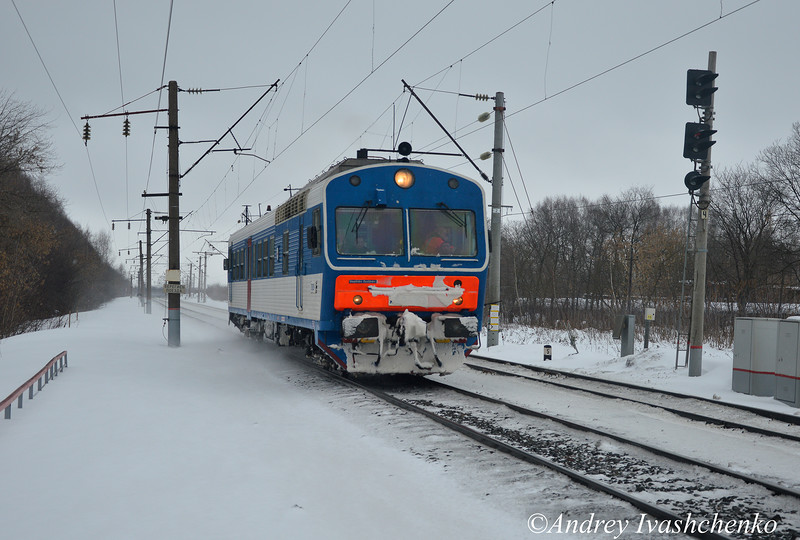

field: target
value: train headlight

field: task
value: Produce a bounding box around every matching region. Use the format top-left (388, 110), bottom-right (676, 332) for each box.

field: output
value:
top-left (394, 168), bottom-right (414, 189)
top-left (452, 297), bottom-right (463, 306)
top-left (353, 295), bottom-right (363, 305)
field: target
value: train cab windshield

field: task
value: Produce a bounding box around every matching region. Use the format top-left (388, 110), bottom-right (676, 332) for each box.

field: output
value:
top-left (409, 208), bottom-right (476, 257)
top-left (335, 206), bottom-right (477, 258)
top-left (336, 207), bottom-right (404, 255)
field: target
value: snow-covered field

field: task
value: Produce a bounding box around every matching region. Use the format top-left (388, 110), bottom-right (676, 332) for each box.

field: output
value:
top-left (483, 324), bottom-right (800, 416)
top-left (0, 298), bottom-right (526, 540)
top-left (1, 298), bottom-right (798, 540)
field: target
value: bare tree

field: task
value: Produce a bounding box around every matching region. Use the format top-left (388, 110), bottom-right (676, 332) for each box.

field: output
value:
top-left (0, 90), bottom-right (55, 177)
top-left (709, 163), bottom-right (778, 315)
top-left (760, 122), bottom-right (800, 222)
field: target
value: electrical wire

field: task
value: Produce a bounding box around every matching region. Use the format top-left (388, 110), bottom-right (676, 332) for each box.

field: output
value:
top-left (412, 0), bottom-right (763, 158)
top-left (113, 0), bottom-right (125, 106)
top-left (10, 0), bottom-right (110, 225)
top-left (543, 1), bottom-right (555, 98)
top-left (415, 1), bottom-right (554, 87)
top-left (510, 0), bottom-right (762, 119)
top-left (270, 0), bottom-right (456, 166)
top-left (112, 0), bottom-right (131, 246)
top-left (142, 0), bottom-right (174, 200)
top-left (192, 0), bottom-right (457, 235)
top-left (504, 122), bottom-right (533, 213)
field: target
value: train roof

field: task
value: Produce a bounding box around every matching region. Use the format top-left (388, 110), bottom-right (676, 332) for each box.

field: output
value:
top-left (229, 154), bottom-right (470, 244)
top-left (310, 156), bottom-right (423, 185)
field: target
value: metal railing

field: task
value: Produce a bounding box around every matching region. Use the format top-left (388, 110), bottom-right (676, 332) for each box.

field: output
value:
top-left (1, 351), bottom-right (68, 420)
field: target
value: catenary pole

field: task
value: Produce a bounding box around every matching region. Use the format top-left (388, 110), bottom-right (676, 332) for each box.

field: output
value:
top-left (203, 252), bottom-right (208, 303)
top-left (167, 80), bottom-right (181, 347)
top-left (138, 240), bottom-right (144, 306)
top-left (486, 92), bottom-right (505, 347)
top-left (688, 51), bottom-right (716, 377)
top-left (146, 208), bottom-right (152, 314)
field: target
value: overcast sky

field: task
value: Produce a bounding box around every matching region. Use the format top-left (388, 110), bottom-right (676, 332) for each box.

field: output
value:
top-left (4, 0), bottom-right (799, 285)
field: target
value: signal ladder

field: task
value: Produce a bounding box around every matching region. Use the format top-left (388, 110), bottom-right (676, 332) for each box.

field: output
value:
top-left (675, 194), bottom-right (700, 368)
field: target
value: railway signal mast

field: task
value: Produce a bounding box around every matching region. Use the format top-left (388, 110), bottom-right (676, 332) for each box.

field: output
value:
top-left (682, 52), bottom-right (718, 377)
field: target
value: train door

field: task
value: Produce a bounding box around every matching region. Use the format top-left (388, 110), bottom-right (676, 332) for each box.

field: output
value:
top-left (296, 220), bottom-right (304, 311)
top-left (246, 237), bottom-right (252, 317)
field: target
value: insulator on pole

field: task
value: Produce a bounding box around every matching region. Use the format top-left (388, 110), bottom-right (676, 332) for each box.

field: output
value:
top-left (82, 121), bottom-right (91, 144)
top-left (123, 117), bottom-right (131, 137)
top-left (475, 94), bottom-right (490, 101)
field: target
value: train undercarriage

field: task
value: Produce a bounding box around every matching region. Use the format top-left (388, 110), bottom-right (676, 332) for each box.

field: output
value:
top-left (229, 310), bottom-right (479, 375)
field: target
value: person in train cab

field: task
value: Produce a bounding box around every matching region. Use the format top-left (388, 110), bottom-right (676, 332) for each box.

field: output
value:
top-left (343, 234), bottom-right (368, 254)
top-left (424, 225), bottom-right (455, 255)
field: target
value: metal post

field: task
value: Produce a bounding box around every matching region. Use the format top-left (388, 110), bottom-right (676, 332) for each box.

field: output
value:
top-left (138, 240), bottom-right (144, 307)
top-left (198, 253), bottom-right (203, 301)
top-left (167, 80), bottom-right (181, 347)
top-left (146, 208), bottom-right (152, 314)
top-left (203, 252), bottom-right (208, 303)
top-left (486, 91), bottom-right (505, 347)
top-left (688, 51), bottom-right (716, 377)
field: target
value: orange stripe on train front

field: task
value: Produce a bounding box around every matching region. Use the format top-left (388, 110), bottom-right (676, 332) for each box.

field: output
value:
top-left (334, 275), bottom-right (479, 311)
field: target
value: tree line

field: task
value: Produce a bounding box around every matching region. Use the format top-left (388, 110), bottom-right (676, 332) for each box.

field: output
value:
top-left (498, 123), bottom-right (800, 346)
top-left (1, 91), bottom-right (127, 337)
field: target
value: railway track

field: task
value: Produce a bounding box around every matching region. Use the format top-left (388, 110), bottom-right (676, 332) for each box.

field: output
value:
top-left (176, 304), bottom-right (800, 537)
top-left (464, 354), bottom-right (800, 443)
top-left (304, 363), bottom-right (800, 540)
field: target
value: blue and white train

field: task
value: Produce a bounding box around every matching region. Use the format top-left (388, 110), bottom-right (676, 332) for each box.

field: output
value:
top-left (226, 150), bottom-right (488, 375)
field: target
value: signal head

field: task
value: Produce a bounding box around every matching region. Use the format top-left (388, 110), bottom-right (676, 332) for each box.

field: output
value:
top-left (684, 170), bottom-right (710, 192)
top-left (686, 69), bottom-right (718, 107)
top-left (683, 122), bottom-right (717, 161)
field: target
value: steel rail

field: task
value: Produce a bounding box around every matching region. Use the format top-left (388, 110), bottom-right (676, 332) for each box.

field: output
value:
top-left (468, 354), bottom-right (800, 428)
top-left (301, 361), bottom-right (736, 540)
top-left (423, 376), bottom-right (800, 500)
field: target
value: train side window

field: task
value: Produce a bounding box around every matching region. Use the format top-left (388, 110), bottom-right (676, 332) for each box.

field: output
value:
top-left (260, 240), bottom-right (266, 277)
top-left (282, 231), bottom-right (289, 275)
top-left (310, 208), bottom-right (321, 256)
top-left (253, 242), bottom-right (259, 278)
top-left (246, 245), bottom-right (251, 281)
top-left (258, 240), bottom-right (264, 278)
top-left (259, 240), bottom-right (265, 277)
top-left (268, 237), bottom-right (275, 276)
top-left (298, 223), bottom-right (304, 269)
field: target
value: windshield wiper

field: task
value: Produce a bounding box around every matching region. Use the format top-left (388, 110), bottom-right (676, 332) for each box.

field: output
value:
top-left (436, 202), bottom-right (466, 229)
top-left (351, 206), bottom-right (370, 236)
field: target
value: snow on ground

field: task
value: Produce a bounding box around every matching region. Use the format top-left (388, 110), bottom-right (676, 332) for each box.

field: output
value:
top-left (480, 324), bottom-right (800, 416)
top-left (0, 298), bottom-right (524, 540)
top-left (1, 298), bottom-right (798, 540)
